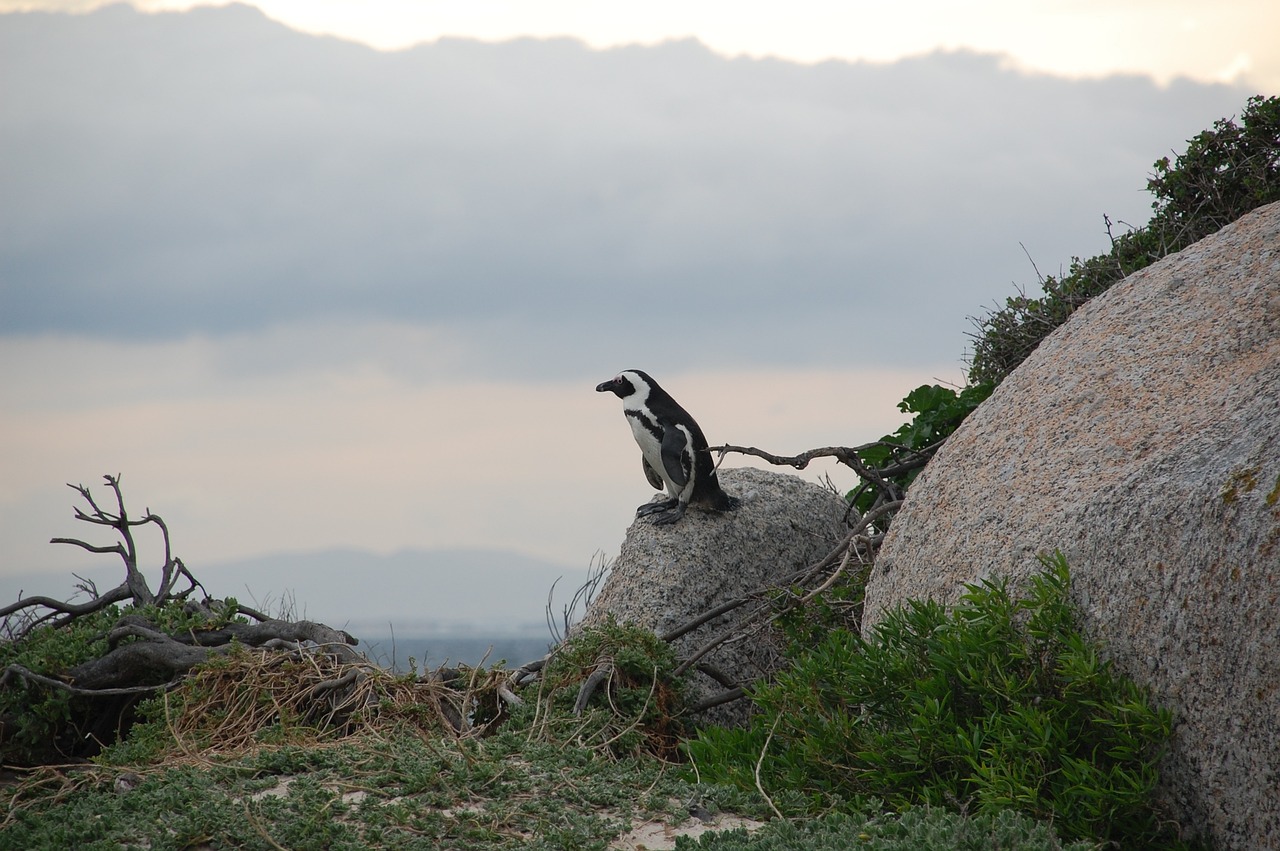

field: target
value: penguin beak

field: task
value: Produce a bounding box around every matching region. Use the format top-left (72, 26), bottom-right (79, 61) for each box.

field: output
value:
top-left (595, 379), bottom-right (619, 393)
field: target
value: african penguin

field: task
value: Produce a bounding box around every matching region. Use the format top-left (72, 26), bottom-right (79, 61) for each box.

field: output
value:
top-left (596, 369), bottom-right (739, 525)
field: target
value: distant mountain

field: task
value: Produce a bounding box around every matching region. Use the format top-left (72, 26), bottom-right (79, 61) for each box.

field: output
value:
top-left (0, 547), bottom-right (594, 639)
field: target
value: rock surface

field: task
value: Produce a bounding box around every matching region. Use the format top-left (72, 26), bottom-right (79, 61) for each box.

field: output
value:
top-left (865, 201), bottom-right (1280, 849)
top-left (583, 467), bottom-right (849, 724)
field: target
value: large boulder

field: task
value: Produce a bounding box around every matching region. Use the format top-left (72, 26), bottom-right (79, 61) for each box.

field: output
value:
top-left (865, 201), bottom-right (1280, 849)
top-left (582, 467), bottom-right (849, 724)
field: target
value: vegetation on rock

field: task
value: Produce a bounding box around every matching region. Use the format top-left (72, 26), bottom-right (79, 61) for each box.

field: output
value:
top-left (968, 94), bottom-right (1280, 386)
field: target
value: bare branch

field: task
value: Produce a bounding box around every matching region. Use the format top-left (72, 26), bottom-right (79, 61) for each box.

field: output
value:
top-left (0, 663), bottom-right (187, 697)
top-left (686, 686), bottom-right (746, 714)
top-left (694, 662), bottom-right (739, 691)
top-left (670, 500), bottom-right (900, 681)
top-left (573, 659), bottom-right (613, 716)
top-left (0, 584), bottom-right (132, 622)
top-left (232, 602), bottom-right (272, 622)
top-left (164, 619), bottom-right (363, 664)
top-left (71, 572), bottom-right (100, 599)
top-left (53, 476), bottom-right (159, 607)
top-left (714, 441), bottom-right (937, 481)
top-left (49, 537), bottom-right (126, 558)
top-left (755, 718), bottom-right (784, 820)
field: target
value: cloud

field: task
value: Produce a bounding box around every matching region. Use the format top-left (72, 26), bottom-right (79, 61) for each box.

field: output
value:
top-left (0, 5), bottom-right (1253, 375)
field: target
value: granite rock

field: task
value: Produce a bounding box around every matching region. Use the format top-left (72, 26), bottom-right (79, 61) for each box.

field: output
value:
top-left (583, 466), bottom-right (849, 725)
top-left (866, 201), bottom-right (1280, 849)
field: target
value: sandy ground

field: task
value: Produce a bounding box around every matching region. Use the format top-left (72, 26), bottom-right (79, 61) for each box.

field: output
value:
top-left (610, 814), bottom-right (767, 850)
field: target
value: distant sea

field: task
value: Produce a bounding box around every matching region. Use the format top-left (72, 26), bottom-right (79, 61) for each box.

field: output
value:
top-left (358, 632), bottom-right (556, 673)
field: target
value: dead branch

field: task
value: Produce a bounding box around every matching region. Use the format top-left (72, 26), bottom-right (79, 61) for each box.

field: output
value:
top-left (306, 668), bottom-right (361, 700)
top-left (5, 475), bottom-right (203, 634)
top-left (63, 639), bottom-right (225, 691)
top-left (0, 585), bottom-right (133, 625)
top-left (687, 686), bottom-right (747, 715)
top-left (1, 475), bottom-right (380, 765)
top-left (711, 440), bottom-right (937, 544)
top-left (694, 663), bottom-right (738, 691)
top-left (0, 663), bottom-right (188, 697)
top-left (573, 658), bottom-right (614, 716)
top-left (712, 441), bottom-right (937, 482)
top-left (667, 500), bottom-right (899, 684)
top-left (546, 553), bottom-right (610, 645)
top-left (166, 619), bottom-right (362, 663)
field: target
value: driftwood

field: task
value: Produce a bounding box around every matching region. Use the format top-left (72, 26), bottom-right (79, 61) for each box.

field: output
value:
top-left (0, 476), bottom-right (366, 761)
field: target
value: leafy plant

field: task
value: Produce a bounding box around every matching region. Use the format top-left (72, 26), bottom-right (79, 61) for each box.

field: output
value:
top-left (771, 561), bottom-right (873, 651)
top-left (969, 94), bottom-right (1280, 386)
top-left (848, 382), bottom-right (994, 518)
top-left (685, 554), bottom-right (1177, 848)
top-left (0, 606), bottom-right (122, 763)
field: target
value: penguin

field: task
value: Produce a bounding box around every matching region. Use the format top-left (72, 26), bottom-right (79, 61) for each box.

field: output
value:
top-left (596, 369), bottom-right (739, 525)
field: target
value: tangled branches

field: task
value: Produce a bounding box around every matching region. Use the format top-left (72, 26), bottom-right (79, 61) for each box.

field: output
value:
top-left (2, 475), bottom-right (206, 637)
top-left (130, 646), bottom-right (513, 761)
top-left (0, 476), bottom-right (367, 763)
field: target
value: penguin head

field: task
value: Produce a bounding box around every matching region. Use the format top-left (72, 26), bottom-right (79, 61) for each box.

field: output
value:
top-left (595, 369), bottom-right (652, 398)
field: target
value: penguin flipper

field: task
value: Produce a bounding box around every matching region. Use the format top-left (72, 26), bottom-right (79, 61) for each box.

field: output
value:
top-left (642, 457), bottom-right (665, 491)
top-left (660, 425), bottom-right (691, 488)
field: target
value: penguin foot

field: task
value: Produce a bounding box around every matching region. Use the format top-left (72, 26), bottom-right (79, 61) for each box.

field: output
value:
top-left (636, 498), bottom-right (679, 517)
top-left (648, 502), bottom-right (688, 525)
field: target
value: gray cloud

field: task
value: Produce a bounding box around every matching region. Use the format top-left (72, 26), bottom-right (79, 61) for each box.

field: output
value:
top-left (0, 4), bottom-right (1253, 374)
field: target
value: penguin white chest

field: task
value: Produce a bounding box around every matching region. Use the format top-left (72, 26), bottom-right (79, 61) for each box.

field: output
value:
top-left (624, 409), bottom-right (691, 498)
top-left (626, 413), bottom-right (665, 477)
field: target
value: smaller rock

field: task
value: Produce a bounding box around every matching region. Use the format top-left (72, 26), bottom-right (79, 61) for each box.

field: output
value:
top-left (582, 467), bottom-right (849, 725)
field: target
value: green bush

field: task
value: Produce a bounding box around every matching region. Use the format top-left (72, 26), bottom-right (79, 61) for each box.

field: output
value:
top-left (850, 383), bottom-right (993, 515)
top-left (969, 94), bottom-right (1280, 386)
top-left (0, 606), bottom-right (121, 763)
top-left (523, 616), bottom-right (689, 758)
top-left (685, 554), bottom-right (1177, 848)
top-left (0, 598), bottom-right (252, 764)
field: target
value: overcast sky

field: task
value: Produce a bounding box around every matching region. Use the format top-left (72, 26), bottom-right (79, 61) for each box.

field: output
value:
top-left (6, 0), bottom-right (1278, 91)
top-left (0, 2), bottom-right (1268, 632)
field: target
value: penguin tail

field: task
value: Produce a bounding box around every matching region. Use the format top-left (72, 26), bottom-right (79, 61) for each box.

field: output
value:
top-left (714, 493), bottom-right (741, 512)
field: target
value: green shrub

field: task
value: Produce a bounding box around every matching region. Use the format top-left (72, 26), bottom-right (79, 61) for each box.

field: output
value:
top-left (685, 554), bottom-right (1176, 848)
top-left (522, 616), bottom-right (689, 758)
top-left (969, 94), bottom-right (1280, 386)
top-left (0, 597), bottom-right (252, 764)
top-left (0, 606), bottom-right (121, 763)
top-left (850, 383), bottom-right (994, 516)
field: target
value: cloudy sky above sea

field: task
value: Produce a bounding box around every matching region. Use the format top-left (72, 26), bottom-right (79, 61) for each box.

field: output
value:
top-left (0, 1), bottom-right (1272, 630)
